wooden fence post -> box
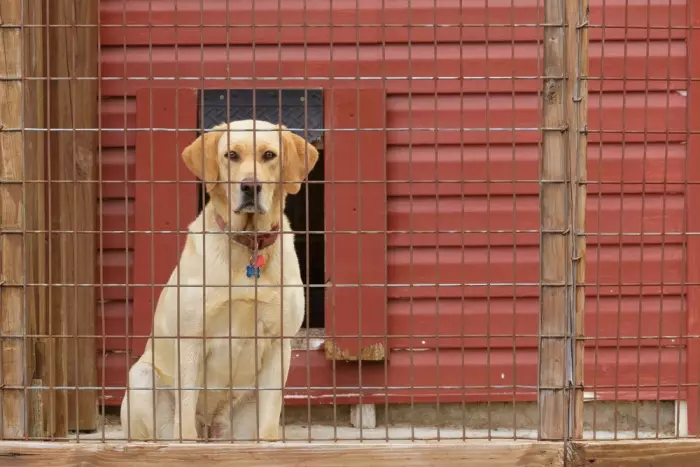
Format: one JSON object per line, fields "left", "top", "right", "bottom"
{"left": 540, "top": 0, "right": 588, "bottom": 442}
{"left": 566, "top": 0, "right": 588, "bottom": 441}
{"left": 47, "top": 0, "right": 99, "bottom": 432}
{"left": 0, "top": 0, "right": 52, "bottom": 438}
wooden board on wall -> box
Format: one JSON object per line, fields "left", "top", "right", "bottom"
{"left": 132, "top": 88, "right": 199, "bottom": 358}
{"left": 324, "top": 86, "right": 388, "bottom": 361}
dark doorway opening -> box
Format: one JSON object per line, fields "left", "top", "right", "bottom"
{"left": 197, "top": 89, "right": 325, "bottom": 328}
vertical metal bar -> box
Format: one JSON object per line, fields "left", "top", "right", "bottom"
{"left": 120, "top": 0, "right": 130, "bottom": 442}
{"left": 380, "top": 0, "right": 390, "bottom": 443}
{"left": 45, "top": 0, "right": 54, "bottom": 440}
{"left": 642, "top": 0, "right": 655, "bottom": 440}
{"left": 173, "top": 0, "right": 182, "bottom": 444}
{"left": 70, "top": 0, "right": 80, "bottom": 440}
{"left": 590, "top": 0, "right": 607, "bottom": 439}
{"left": 458, "top": 0, "right": 467, "bottom": 443}
{"left": 303, "top": 0, "right": 312, "bottom": 443}
{"left": 688, "top": 0, "right": 700, "bottom": 437}
{"left": 536, "top": 0, "right": 546, "bottom": 443}
{"left": 122, "top": 0, "right": 138, "bottom": 442}
{"left": 56, "top": 0, "right": 72, "bottom": 440}
{"left": 509, "top": 0, "right": 519, "bottom": 441}
{"left": 329, "top": 0, "right": 339, "bottom": 444}
{"left": 432, "top": 0, "right": 441, "bottom": 443}
{"left": 60, "top": 1, "right": 70, "bottom": 440}
{"left": 251, "top": 1, "right": 260, "bottom": 443}
{"left": 201, "top": 0, "right": 210, "bottom": 443}
{"left": 611, "top": 0, "right": 631, "bottom": 441}
{"left": 354, "top": 0, "right": 364, "bottom": 442}
{"left": 19, "top": 0, "right": 28, "bottom": 441}
{"left": 484, "top": 0, "right": 493, "bottom": 442}
{"left": 225, "top": 0, "right": 234, "bottom": 445}
{"left": 274, "top": 0, "right": 286, "bottom": 445}
{"left": 97, "top": 0, "right": 106, "bottom": 443}
{"left": 147, "top": 0, "right": 156, "bottom": 443}
{"left": 407, "top": 0, "right": 416, "bottom": 443}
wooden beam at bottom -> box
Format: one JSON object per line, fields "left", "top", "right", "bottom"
{"left": 571, "top": 440, "right": 700, "bottom": 467}
{"left": 6, "top": 439, "right": 700, "bottom": 466}
{"left": 0, "top": 441, "right": 563, "bottom": 467}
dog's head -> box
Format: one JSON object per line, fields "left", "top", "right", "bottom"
{"left": 182, "top": 120, "right": 319, "bottom": 215}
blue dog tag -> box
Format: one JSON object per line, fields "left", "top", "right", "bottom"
{"left": 246, "top": 265, "right": 260, "bottom": 279}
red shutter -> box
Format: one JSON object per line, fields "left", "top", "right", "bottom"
{"left": 324, "top": 86, "right": 388, "bottom": 360}
{"left": 133, "top": 88, "right": 199, "bottom": 357}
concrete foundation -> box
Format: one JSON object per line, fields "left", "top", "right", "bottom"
{"left": 80, "top": 400, "right": 679, "bottom": 442}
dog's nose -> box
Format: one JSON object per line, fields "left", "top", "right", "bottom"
{"left": 240, "top": 177, "right": 262, "bottom": 196}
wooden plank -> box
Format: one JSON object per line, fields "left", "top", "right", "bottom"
{"left": 2, "top": 439, "right": 700, "bottom": 467}
{"left": 0, "top": 441, "right": 564, "bottom": 467}
{"left": 0, "top": 0, "right": 23, "bottom": 441}
{"left": 0, "top": 0, "right": 40, "bottom": 439}
{"left": 539, "top": 0, "right": 587, "bottom": 441}
{"left": 324, "top": 86, "right": 387, "bottom": 361}
{"left": 570, "top": 440, "right": 700, "bottom": 466}
{"left": 47, "top": 0, "right": 99, "bottom": 432}
{"left": 132, "top": 88, "right": 199, "bottom": 357}
{"left": 686, "top": 0, "right": 700, "bottom": 436}
{"left": 22, "top": 0, "right": 50, "bottom": 439}
{"left": 565, "top": 0, "right": 588, "bottom": 441}
{"left": 539, "top": 0, "right": 568, "bottom": 441}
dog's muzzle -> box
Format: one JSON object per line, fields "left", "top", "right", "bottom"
{"left": 234, "top": 177, "right": 265, "bottom": 214}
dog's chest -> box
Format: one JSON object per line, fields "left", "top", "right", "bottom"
{"left": 203, "top": 300, "right": 279, "bottom": 388}
{"left": 200, "top": 246, "right": 282, "bottom": 305}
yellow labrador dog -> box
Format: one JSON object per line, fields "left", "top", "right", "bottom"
{"left": 121, "top": 120, "right": 319, "bottom": 442}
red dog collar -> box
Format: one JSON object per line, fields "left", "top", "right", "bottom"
{"left": 215, "top": 214, "right": 280, "bottom": 251}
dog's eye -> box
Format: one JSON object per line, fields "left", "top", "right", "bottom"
{"left": 226, "top": 151, "right": 240, "bottom": 162}
{"left": 262, "top": 150, "right": 277, "bottom": 161}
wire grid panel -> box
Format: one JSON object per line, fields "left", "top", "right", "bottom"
{"left": 583, "top": 0, "right": 694, "bottom": 441}
{"left": 1, "top": 0, "right": 689, "bottom": 448}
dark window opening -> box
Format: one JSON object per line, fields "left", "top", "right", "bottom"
{"left": 197, "top": 89, "right": 325, "bottom": 328}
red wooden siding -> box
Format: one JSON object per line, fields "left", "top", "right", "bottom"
{"left": 686, "top": 0, "right": 700, "bottom": 435}
{"left": 381, "top": 0, "right": 689, "bottom": 417}
{"left": 99, "top": 346, "right": 686, "bottom": 406}
{"left": 98, "top": 0, "right": 691, "bottom": 415}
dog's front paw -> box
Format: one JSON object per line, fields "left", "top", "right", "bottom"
{"left": 260, "top": 425, "right": 280, "bottom": 442}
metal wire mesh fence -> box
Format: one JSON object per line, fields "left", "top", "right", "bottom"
{"left": 1, "top": 0, "right": 699, "bottom": 464}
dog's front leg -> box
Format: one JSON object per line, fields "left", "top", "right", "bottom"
{"left": 172, "top": 337, "right": 204, "bottom": 442}
{"left": 256, "top": 338, "right": 293, "bottom": 441}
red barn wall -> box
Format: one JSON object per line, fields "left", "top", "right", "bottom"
{"left": 98, "top": 0, "right": 689, "bottom": 407}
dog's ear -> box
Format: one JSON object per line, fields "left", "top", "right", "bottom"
{"left": 182, "top": 124, "right": 226, "bottom": 192}
{"left": 280, "top": 126, "right": 319, "bottom": 195}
